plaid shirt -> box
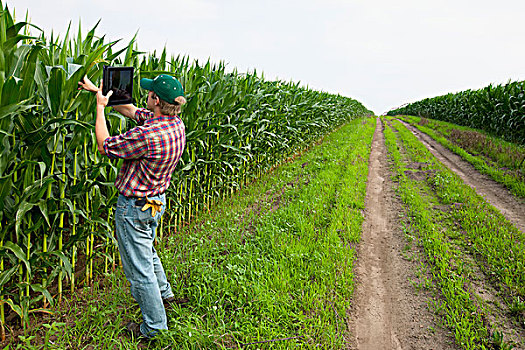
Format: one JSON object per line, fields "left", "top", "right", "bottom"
{"left": 103, "top": 108, "right": 186, "bottom": 197}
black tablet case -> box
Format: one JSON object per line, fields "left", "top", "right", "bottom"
{"left": 102, "top": 66, "right": 134, "bottom": 106}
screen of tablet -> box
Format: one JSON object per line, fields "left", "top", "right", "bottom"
{"left": 103, "top": 66, "right": 134, "bottom": 106}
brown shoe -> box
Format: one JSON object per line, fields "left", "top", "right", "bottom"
{"left": 125, "top": 322, "right": 150, "bottom": 341}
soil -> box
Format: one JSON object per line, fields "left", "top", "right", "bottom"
{"left": 348, "top": 118, "right": 457, "bottom": 349}
{"left": 348, "top": 117, "right": 525, "bottom": 349}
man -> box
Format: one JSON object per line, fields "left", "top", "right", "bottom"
{"left": 79, "top": 73, "right": 187, "bottom": 340}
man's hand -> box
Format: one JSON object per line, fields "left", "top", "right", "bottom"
{"left": 79, "top": 75, "right": 138, "bottom": 118}
{"left": 78, "top": 75, "right": 99, "bottom": 93}
{"left": 79, "top": 76, "right": 113, "bottom": 106}
{"left": 96, "top": 82, "right": 113, "bottom": 108}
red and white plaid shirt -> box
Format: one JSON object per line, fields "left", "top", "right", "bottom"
{"left": 103, "top": 108, "right": 186, "bottom": 197}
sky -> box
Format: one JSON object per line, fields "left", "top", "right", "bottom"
{"left": 10, "top": 0, "right": 525, "bottom": 114}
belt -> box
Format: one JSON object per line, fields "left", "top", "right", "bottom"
{"left": 126, "top": 192, "right": 165, "bottom": 206}
{"left": 135, "top": 198, "right": 147, "bottom": 206}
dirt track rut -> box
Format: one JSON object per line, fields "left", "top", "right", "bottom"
{"left": 348, "top": 118, "right": 456, "bottom": 350}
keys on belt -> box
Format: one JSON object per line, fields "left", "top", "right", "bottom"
{"left": 135, "top": 197, "right": 163, "bottom": 217}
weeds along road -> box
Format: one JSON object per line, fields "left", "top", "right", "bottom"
{"left": 397, "top": 119, "right": 525, "bottom": 234}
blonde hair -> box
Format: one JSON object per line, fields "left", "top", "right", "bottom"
{"left": 152, "top": 93, "right": 187, "bottom": 116}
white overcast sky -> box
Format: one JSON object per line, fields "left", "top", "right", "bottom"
{"left": 11, "top": 0, "right": 525, "bottom": 114}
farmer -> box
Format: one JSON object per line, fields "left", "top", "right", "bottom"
{"left": 78, "top": 74, "right": 187, "bottom": 340}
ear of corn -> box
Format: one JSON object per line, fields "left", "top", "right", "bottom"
{"left": 0, "top": 1, "right": 372, "bottom": 333}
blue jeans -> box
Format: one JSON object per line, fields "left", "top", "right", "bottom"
{"left": 115, "top": 193, "right": 174, "bottom": 338}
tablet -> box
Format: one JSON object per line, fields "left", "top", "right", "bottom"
{"left": 102, "top": 66, "right": 134, "bottom": 106}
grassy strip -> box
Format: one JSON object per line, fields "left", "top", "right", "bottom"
{"left": 395, "top": 115, "right": 525, "bottom": 198}
{"left": 388, "top": 118, "right": 525, "bottom": 300}
{"left": 383, "top": 117, "right": 489, "bottom": 348}
{"left": 383, "top": 117, "right": 524, "bottom": 349}
{"left": 161, "top": 117, "right": 375, "bottom": 348}
{"left": 17, "top": 117, "right": 375, "bottom": 349}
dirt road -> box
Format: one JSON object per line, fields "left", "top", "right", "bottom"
{"left": 348, "top": 118, "right": 456, "bottom": 349}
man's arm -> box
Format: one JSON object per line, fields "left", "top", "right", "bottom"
{"left": 92, "top": 83, "right": 112, "bottom": 156}
{"left": 96, "top": 104, "right": 110, "bottom": 155}
{"left": 112, "top": 104, "right": 138, "bottom": 119}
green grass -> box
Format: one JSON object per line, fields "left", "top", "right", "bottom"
{"left": 395, "top": 115, "right": 525, "bottom": 198}
{"left": 383, "top": 116, "right": 524, "bottom": 349}
{"left": 10, "top": 117, "right": 376, "bottom": 349}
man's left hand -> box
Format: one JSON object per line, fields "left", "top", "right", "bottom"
{"left": 96, "top": 81, "right": 113, "bottom": 108}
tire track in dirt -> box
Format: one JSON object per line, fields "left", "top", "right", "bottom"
{"left": 348, "top": 118, "right": 456, "bottom": 350}
{"left": 398, "top": 119, "right": 525, "bottom": 233}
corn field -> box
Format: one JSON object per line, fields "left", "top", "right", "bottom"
{"left": 387, "top": 81, "right": 525, "bottom": 145}
{"left": 0, "top": 2, "right": 371, "bottom": 336}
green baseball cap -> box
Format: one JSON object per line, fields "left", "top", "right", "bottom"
{"left": 140, "top": 74, "right": 184, "bottom": 103}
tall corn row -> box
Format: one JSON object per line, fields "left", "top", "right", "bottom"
{"left": 387, "top": 81, "right": 525, "bottom": 145}
{"left": 0, "top": 1, "right": 372, "bottom": 336}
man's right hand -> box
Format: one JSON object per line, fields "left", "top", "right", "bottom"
{"left": 78, "top": 75, "right": 100, "bottom": 93}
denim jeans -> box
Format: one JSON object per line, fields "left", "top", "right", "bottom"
{"left": 115, "top": 193, "right": 174, "bottom": 338}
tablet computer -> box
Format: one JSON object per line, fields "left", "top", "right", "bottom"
{"left": 102, "top": 66, "right": 134, "bottom": 106}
